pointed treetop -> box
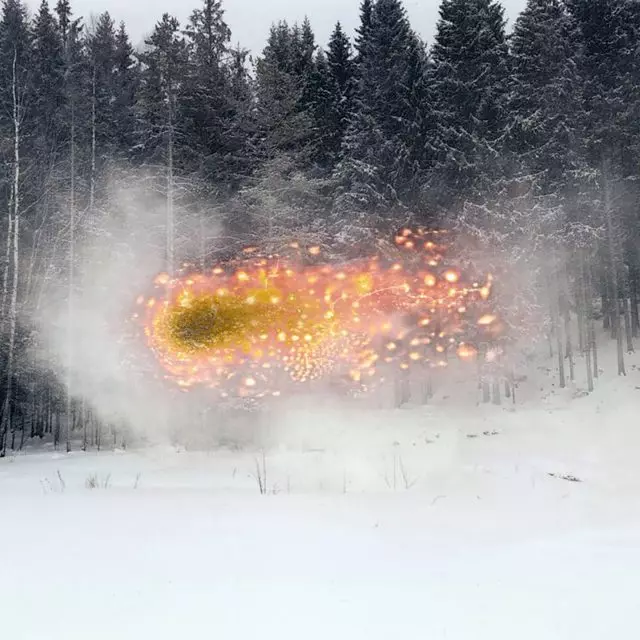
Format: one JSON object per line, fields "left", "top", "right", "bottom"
{"left": 184, "top": 0, "right": 231, "bottom": 63}
{"left": 355, "top": 0, "right": 374, "bottom": 59}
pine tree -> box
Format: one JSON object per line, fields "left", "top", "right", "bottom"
{"left": 181, "top": 0, "right": 239, "bottom": 191}
{"left": 29, "top": 0, "right": 66, "bottom": 315}
{"left": 334, "top": 0, "right": 432, "bottom": 232}
{"left": 315, "top": 21, "right": 355, "bottom": 169}
{"left": 31, "top": 0, "right": 65, "bottom": 164}
{"left": 354, "top": 0, "right": 373, "bottom": 63}
{"left": 306, "top": 48, "right": 335, "bottom": 169}
{"left": 224, "top": 44, "right": 256, "bottom": 191}
{"left": 254, "top": 20, "right": 317, "bottom": 166}
{"left": 55, "top": 0, "right": 70, "bottom": 46}
{"left": 87, "top": 12, "right": 117, "bottom": 204}
{"left": 136, "top": 14, "right": 188, "bottom": 273}
{"left": 55, "top": 5, "right": 89, "bottom": 450}
{"left": 136, "top": 14, "right": 187, "bottom": 166}
{"left": 566, "top": 0, "right": 640, "bottom": 371}
{"left": 462, "top": 0, "right": 589, "bottom": 390}
{"left": 112, "top": 22, "right": 139, "bottom": 159}
{"left": 509, "top": 0, "right": 584, "bottom": 199}
{"left": 428, "top": 0, "right": 510, "bottom": 213}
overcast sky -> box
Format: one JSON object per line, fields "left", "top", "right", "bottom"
{"left": 26, "top": 0, "right": 529, "bottom": 55}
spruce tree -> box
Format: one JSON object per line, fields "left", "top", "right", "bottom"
{"left": 254, "top": 20, "right": 317, "bottom": 167}
{"left": 566, "top": 0, "right": 640, "bottom": 366}
{"left": 354, "top": 0, "right": 373, "bottom": 63}
{"left": 428, "top": 0, "right": 510, "bottom": 213}
{"left": 224, "top": 44, "right": 256, "bottom": 191}
{"left": 181, "top": 0, "right": 234, "bottom": 186}
{"left": 31, "top": 0, "right": 65, "bottom": 164}
{"left": 87, "top": 12, "right": 117, "bottom": 194}
{"left": 306, "top": 48, "right": 335, "bottom": 169}
{"left": 317, "top": 21, "right": 355, "bottom": 170}
{"left": 334, "top": 0, "right": 431, "bottom": 230}
{"left": 508, "top": 0, "right": 585, "bottom": 208}
{"left": 112, "top": 22, "right": 139, "bottom": 159}
{"left": 135, "top": 14, "right": 187, "bottom": 167}
{"left": 136, "top": 14, "right": 188, "bottom": 274}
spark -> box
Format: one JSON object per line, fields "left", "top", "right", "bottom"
{"left": 135, "top": 232, "right": 502, "bottom": 398}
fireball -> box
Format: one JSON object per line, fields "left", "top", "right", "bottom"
{"left": 135, "top": 229, "right": 501, "bottom": 397}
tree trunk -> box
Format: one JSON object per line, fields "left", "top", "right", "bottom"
{"left": 579, "top": 250, "right": 594, "bottom": 392}
{"left": 66, "top": 95, "right": 76, "bottom": 453}
{"left": 550, "top": 272, "right": 565, "bottom": 389}
{"left": 491, "top": 377, "right": 501, "bottom": 405}
{"left": 1, "top": 50, "right": 22, "bottom": 458}
{"left": 90, "top": 64, "right": 96, "bottom": 213}
{"left": 564, "top": 308, "right": 575, "bottom": 382}
{"left": 631, "top": 271, "right": 640, "bottom": 338}
{"left": 1, "top": 192, "right": 13, "bottom": 324}
{"left": 602, "top": 155, "right": 626, "bottom": 376}
{"left": 166, "top": 90, "right": 175, "bottom": 276}
{"left": 624, "top": 297, "right": 634, "bottom": 353}
{"left": 587, "top": 261, "right": 599, "bottom": 379}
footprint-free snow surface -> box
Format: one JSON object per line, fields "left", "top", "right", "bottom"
{"left": 2, "top": 344, "right": 640, "bottom": 639}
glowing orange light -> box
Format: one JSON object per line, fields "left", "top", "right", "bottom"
{"left": 136, "top": 228, "right": 501, "bottom": 398}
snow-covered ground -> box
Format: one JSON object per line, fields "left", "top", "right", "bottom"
{"left": 2, "top": 340, "right": 640, "bottom": 639}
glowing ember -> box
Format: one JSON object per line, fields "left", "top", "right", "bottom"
{"left": 135, "top": 229, "right": 502, "bottom": 397}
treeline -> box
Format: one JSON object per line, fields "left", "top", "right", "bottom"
{"left": 0, "top": 0, "right": 639, "bottom": 456}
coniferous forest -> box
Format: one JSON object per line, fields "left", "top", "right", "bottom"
{"left": 1, "top": 0, "right": 639, "bottom": 456}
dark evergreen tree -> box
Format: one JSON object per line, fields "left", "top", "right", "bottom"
{"left": 314, "top": 21, "right": 355, "bottom": 169}
{"left": 565, "top": 0, "right": 640, "bottom": 170}
{"left": 254, "top": 20, "right": 317, "bottom": 167}
{"left": 223, "top": 44, "right": 256, "bottom": 191}
{"left": 31, "top": 0, "right": 65, "bottom": 163}
{"left": 306, "top": 48, "right": 335, "bottom": 169}
{"left": 428, "top": 0, "right": 510, "bottom": 213}
{"left": 181, "top": 0, "right": 232, "bottom": 185}
{"left": 87, "top": 12, "right": 117, "bottom": 189}
{"left": 135, "top": 14, "right": 187, "bottom": 167}
{"left": 334, "top": 0, "right": 432, "bottom": 231}
{"left": 457, "top": 0, "right": 589, "bottom": 385}
{"left": 354, "top": 0, "right": 373, "bottom": 63}
{"left": 508, "top": 0, "right": 585, "bottom": 208}
{"left": 112, "top": 21, "right": 139, "bottom": 159}
{"left": 566, "top": 0, "right": 640, "bottom": 363}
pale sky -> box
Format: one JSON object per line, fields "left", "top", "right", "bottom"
{"left": 26, "top": 0, "right": 528, "bottom": 55}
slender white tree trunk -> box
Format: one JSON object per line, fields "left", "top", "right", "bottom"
{"left": 603, "top": 155, "right": 625, "bottom": 376}
{"left": 167, "top": 119, "right": 175, "bottom": 275}
{"left": 66, "top": 97, "right": 76, "bottom": 452}
{"left": 1, "top": 50, "right": 22, "bottom": 457}
{"left": 1, "top": 189, "right": 13, "bottom": 323}
{"left": 90, "top": 64, "right": 96, "bottom": 213}
{"left": 579, "top": 249, "right": 594, "bottom": 392}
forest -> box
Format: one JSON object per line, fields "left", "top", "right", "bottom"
{"left": 0, "top": 0, "right": 639, "bottom": 456}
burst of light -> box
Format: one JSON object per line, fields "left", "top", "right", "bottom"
{"left": 135, "top": 230, "right": 502, "bottom": 398}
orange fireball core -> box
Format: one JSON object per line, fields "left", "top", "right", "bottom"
{"left": 135, "top": 229, "right": 500, "bottom": 397}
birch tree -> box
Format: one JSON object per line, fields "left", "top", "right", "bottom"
{"left": 0, "top": 0, "right": 30, "bottom": 456}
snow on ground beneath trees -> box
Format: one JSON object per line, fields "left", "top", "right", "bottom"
{"left": 2, "top": 338, "right": 640, "bottom": 639}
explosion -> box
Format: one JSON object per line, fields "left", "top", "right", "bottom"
{"left": 134, "top": 229, "right": 503, "bottom": 398}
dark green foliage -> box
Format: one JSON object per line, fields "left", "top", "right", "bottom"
{"left": 254, "top": 19, "right": 319, "bottom": 168}
{"left": 135, "top": 13, "right": 188, "bottom": 166}
{"left": 428, "top": 0, "right": 511, "bottom": 212}
{"left": 334, "top": 0, "right": 433, "bottom": 229}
